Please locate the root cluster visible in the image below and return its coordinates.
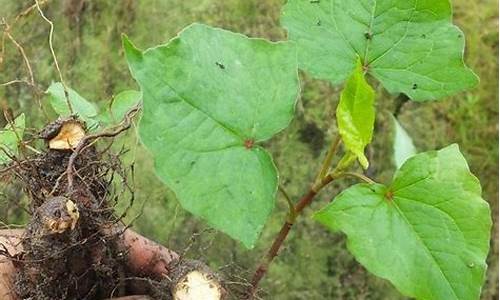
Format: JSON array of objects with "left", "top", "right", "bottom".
[{"left": 0, "top": 116, "right": 225, "bottom": 300}]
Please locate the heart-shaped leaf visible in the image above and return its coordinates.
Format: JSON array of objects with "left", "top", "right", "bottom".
[
  {"left": 336, "top": 59, "right": 375, "bottom": 168},
  {"left": 315, "top": 144, "right": 491, "bottom": 299},
  {"left": 124, "top": 24, "right": 299, "bottom": 248},
  {"left": 282, "top": 0, "right": 479, "bottom": 101}
]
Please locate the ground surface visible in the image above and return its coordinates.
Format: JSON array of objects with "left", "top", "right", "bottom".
[{"left": 0, "top": 1, "right": 498, "bottom": 299}]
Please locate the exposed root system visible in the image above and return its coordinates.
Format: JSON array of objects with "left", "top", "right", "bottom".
[{"left": 0, "top": 115, "right": 226, "bottom": 300}]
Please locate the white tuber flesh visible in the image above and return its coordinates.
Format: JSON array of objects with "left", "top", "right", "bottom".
[{"left": 173, "top": 270, "right": 222, "bottom": 300}]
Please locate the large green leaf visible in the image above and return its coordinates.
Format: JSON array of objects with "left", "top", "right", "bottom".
[
  {"left": 282, "top": 0, "right": 479, "bottom": 101},
  {"left": 123, "top": 24, "right": 299, "bottom": 248},
  {"left": 315, "top": 144, "right": 491, "bottom": 300},
  {"left": 47, "top": 82, "right": 99, "bottom": 128},
  {"left": 391, "top": 115, "right": 416, "bottom": 168},
  {"left": 0, "top": 114, "right": 25, "bottom": 164},
  {"left": 336, "top": 59, "right": 375, "bottom": 169}
]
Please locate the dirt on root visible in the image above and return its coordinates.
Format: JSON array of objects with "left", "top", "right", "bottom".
[{"left": 2, "top": 118, "right": 172, "bottom": 300}]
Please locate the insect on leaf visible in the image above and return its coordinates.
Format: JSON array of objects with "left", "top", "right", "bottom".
[
  {"left": 315, "top": 144, "right": 491, "bottom": 300},
  {"left": 123, "top": 24, "right": 299, "bottom": 248},
  {"left": 282, "top": 0, "right": 479, "bottom": 101},
  {"left": 0, "top": 113, "right": 25, "bottom": 164},
  {"left": 336, "top": 59, "right": 375, "bottom": 169}
]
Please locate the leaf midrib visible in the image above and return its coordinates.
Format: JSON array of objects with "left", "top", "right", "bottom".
[{"left": 152, "top": 65, "right": 246, "bottom": 144}]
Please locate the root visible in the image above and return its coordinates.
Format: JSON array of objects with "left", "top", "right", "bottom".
[
  {"left": 168, "top": 259, "right": 227, "bottom": 300},
  {"left": 0, "top": 110, "right": 226, "bottom": 300}
]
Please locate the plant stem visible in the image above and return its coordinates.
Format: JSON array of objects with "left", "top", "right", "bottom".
[
  {"left": 247, "top": 174, "right": 335, "bottom": 298},
  {"left": 341, "top": 171, "right": 375, "bottom": 184},
  {"left": 315, "top": 135, "right": 341, "bottom": 184},
  {"left": 278, "top": 185, "right": 296, "bottom": 222}
]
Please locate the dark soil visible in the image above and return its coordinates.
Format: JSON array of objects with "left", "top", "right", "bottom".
[{"left": 3, "top": 119, "right": 171, "bottom": 300}]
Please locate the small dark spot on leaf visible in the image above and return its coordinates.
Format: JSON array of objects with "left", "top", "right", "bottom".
[
  {"left": 364, "top": 31, "right": 372, "bottom": 40},
  {"left": 310, "top": 0, "right": 320, "bottom": 3},
  {"left": 421, "top": 33, "right": 426, "bottom": 38},
  {"left": 412, "top": 83, "right": 418, "bottom": 90},
  {"left": 244, "top": 139, "right": 254, "bottom": 149},
  {"left": 190, "top": 161, "right": 196, "bottom": 166},
  {"left": 299, "top": 122, "right": 325, "bottom": 157},
  {"left": 215, "top": 62, "right": 225, "bottom": 69},
  {"left": 457, "top": 34, "right": 462, "bottom": 39},
  {"left": 175, "top": 180, "right": 180, "bottom": 184},
  {"left": 316, "top": 19, "right": 321, "bottom": 26}
]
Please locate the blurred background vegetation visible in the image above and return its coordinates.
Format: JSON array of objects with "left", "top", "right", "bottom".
[{"left": 0, "top": 1, "right": 498, "bottom": 299}]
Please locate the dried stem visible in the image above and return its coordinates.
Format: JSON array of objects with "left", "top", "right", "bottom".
[
  {"left": 1, "top": 16, "right": 48, "bottom": 120},
  {"left": 34, "top": 0, "right": 73, "bottom": 114},
  {"left": 341, "top": 171, "right": 375, "bottom": 184},
  {"left": 15, "top": 0, "right": 50, "bottom": 23},
  {"left": 1, "top": 22, "right": 34, "bottom": 86},
  {"left": 66, "top": 106, "right": 140, "bottom": 192},
  {"left": 0, "top": 79, "right": 29, "bottom": 87}
]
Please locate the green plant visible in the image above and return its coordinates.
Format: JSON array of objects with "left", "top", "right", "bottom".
[{"left": 1, "top": 0, "right": 492, "bottom": 299}]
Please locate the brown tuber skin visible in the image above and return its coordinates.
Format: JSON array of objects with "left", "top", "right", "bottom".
[
  {"left": 0, "top": 228, "right": 226, "bottom": 300},
  {"left": 1, "top": 115, "right": 225, "bottom": 299},
  {"left": 0, "top": 229, "right": 180, "bottom": 300}
]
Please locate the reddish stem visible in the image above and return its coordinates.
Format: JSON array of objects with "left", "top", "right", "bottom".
[{"left": 247, "top": 175, "right": 334, "bottom": 298}]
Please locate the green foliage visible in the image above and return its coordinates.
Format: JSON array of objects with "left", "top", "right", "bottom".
[
  {"left": 282, "top": 0, "right": 479, "bottom": 101},
  {"left": 315, "top": 144, "right": 491, "bottom": 300},
  {"left": 391, "top": 115, "right": 417, "bottom": 168},
  {"left": 123, "top": 23, "right": 299, "bottom": 248},
  {"left": 0, "top": 114, "right": 25, "bottom": 164},
  {"left": 98, "top": 90, "right": 141, "bottom": 125},
  {"left": 336, "top": 60, "right": 375, "bottom": 169},
  {"left": 48, "top": 82, "right": 140, "bottom": 129},
  {"left": 0, "top": 1, "right": 496, "bottom": 299},
  {"left": 47, "top": 82, "right": 99, "bottom": 128}
]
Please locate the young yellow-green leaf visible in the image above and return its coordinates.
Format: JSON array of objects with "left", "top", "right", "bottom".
[
  {"left": 124, "top": 24, "right": 299, "bottom": 248},
  {"left": 336, "top": 60, "right": 375, "bottom": 169},
  {"left": 0, "top": 113, "right": 25, "bottom": 164},
  {"left": 315, "top": 144, "right": 491, "bottom": 300},
  {"left": 47, "top": 82, "right": 99, "bottom": 128},
  {"left": 99, "top": 90, "right": 141, "bottom": 125},
  {"left": 391, "top": 115, "right": 416, "bottom": 168},
  {"left": 282, "top": 0, "right": 479, "bottom": 101}
]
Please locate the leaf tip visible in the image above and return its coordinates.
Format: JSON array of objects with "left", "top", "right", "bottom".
[
  {"left": 122, "top": 34, "right": 143, "bottom": 66},
  {"left": 359, "top": 155, "right": 369, "bottom": 170}
]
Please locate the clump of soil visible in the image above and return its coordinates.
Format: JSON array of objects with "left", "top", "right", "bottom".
[{"left": 0, "top": 115, "right": 225, "bottom": 300}]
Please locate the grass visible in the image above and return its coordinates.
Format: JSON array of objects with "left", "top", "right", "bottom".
[{"left": 0, "top": 0, "right": 497, "bottom": 299}]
